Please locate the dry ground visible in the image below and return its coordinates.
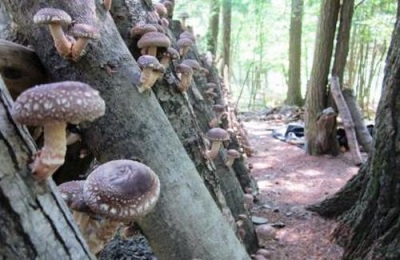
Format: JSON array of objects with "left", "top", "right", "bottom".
[{"left": 244, "top": 120, "right": 360, "bottom": 260}]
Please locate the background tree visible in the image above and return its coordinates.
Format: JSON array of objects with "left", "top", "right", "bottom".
[
  {"left": 222, "top": 0, "right": 232, "bottom": 77},
  {"left": 310, "top": 2, "right": 400, "bottom": 258},
  {"left": 286, "top": 0, "right": 304, "bottom": 106},
  {"left": 206, "top": 0, "right": 220, "bottom": 55},
  {"left": 305, "top": 0, "right": 340, "bottom": 156}
]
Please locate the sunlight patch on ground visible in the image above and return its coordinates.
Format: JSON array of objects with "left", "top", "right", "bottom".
[{"left": 298, "top": 169, "right": 324, "bottom": 177}]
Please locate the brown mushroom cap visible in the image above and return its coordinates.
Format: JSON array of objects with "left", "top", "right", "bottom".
[
  {"left": 163, "top": 47, "right": 180, "bottom": 60},
  {"left": 70, "top": 23, "right": 100, "bottom": 40},
  {"left": 137, "top": 55, "right": 165, "bottom": 73},
  {"left": 180, "top": 31, "right": 196, "bottom": 42},
  {"left": 176, "top": 63, "right": 193, "bottom": 75},
  {"left": 182, "top": 59, "right": 200, "bottom": 71},
  {"left": 227, "top": 149, "right": 241, "bottom": 158},
  {"left": 12, "top": 81, "right": 106, "bottom": 126},
  {"left": 177, "top": 37, "right": 194, "bottom": 49},
  {"left": 137, "top": 31, "right": 171, "bottom": 49},
  {"left": 58, "top": 180, "right": 91, "bottom": 212},
  {"left": 33, "top": 8, "right": 72, "bottom": 26},
  {"left": 212, "top": 104, "right": 225, "bottom": 113},
  {"left": 83, "top": 160, "right": 161, "bottom": 221},
  {"left": 154, "top": 3, "right": 168, "bottom": 18},
  {"left": 130, "top": 23, "right": 157, "bottom": 38},
  {"left": 206, "top": 127, "right": 230, "bottom": 141}
]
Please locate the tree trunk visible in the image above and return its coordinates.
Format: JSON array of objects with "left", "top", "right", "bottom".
[
  {"left": 222, "top": 0, "right": 232, "bottom": 77},
  {"left": 0, "top": 79, "right": 94, "bottom": 259},
  {"left": 207, "top": 0, "right": 220, "bottom": 55},
  {"left": 286, "top": 0, "right": 304, "bottom": 106},
  {"left": 305, "top": 0, "right": 340, "bottom": 155},
  {"left": 314, "top": 4, "right": 400, "bottom": 258},
  {"left": 331, "top": 0, "right": 354, "bottom": 85},
  {"left": 2, "top": 1, "right": 250, "bottom": 259},
  {"left": 342, "top": 88, "right": 373, "bottom": 154},
  {"left": 330, "top": 77, "right": 363, "bottom": 165}
]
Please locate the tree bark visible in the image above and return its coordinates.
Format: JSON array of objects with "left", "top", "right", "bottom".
[
  {"left": 342, "top": 88, "right": 373, "bottom": 154},
  {"left": 207, "top": 0, "right": 220, "bottom": 55},
  {"left": 305, "top": 0, "right": 340, "bottom": 155},
  {"left": 286, "top": 0, "right": 304, "bottom": 106},
  {"left": 0, "top": 79, "right": 94, "bottom": 259},
  {"left": 2, "top": 1, "right": 250, "bottom": 259},
  {"left": 314, "top": 4, "right": 400, "bottom": 258},
  {"left": 330, "top": 77, "right": 363, "bottom": 165},
  {"left": 331, "top": 0, "right": 355, "bottom": 85}
]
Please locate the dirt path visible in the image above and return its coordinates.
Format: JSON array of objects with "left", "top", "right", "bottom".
[{"left": 244, "top": 120, "right": 359, "bottom": 260}]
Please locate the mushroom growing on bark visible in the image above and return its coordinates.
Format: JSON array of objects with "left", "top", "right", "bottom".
[
  {"left": 137, "top": 31, "right": 171, "bottom": 57},
  {"left": 130, "top": 23, "right": 157, "bottom": 38},
  {"left": 160, "top": 47, "right": 180, "bottom": 68},
  {"left": 137, "top": 55, "right": 165, "bottom": 93},
  {"left": 176, "top": 37, "right": 193, "bottom": 57},
  {"left": 209, "top": 104, "right": 226, "bottom": 127},
  {"left": 176, "top": 63, "right": 193, "bottom": 92},
  {"left": 180, "top": 31, "right": 196, "bottom": 43},
  {"left": 11, "top": 81, "right": 105, "bottom": 180},
  {"left": 179, "top": 12, "right": 189, "bottom": 29},
  {"left": 225, "top": 149, "right": 241, "bottom": 167},
  {"left": 205, "top": 127, "right": 230, "bottom": 159},
  {"left": 182, "top": 59, "right": 200, "bottom": 72},
  {"left": 69, "top": 23, "right": 100, "bottom": 61},
  {"left": 33, "top": 8, "right": 73, "bottom": 58},
  {"left": 83, "top": 160, "right": 161, "bottom": 221}
]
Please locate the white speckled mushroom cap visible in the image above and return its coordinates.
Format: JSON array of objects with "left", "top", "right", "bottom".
[
  {"left": 12, "top": 81, "right": 105, "bottom": 126},
  {"left": 33, "top": 8, "right": 72, "bottom": 26},
  {"left": 58, "top": 180, "right": 91, "bottom": 212},
  {"left": 83, "top": 160, "right": 160, "bottom": 221}
]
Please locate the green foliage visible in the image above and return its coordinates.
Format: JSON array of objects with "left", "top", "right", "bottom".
[{"left": 175, "top": 0, "right": 396, "bottom": 111}]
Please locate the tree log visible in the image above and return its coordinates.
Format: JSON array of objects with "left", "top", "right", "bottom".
[
  {"left": 330, "top": 76, "right": 363, "bottom": 165},
  {"left": 0, "top": 79, "right": 93, "bottom": 259},
  {"left": 2, "top": 1, "right": 249, "bottom": 259}
]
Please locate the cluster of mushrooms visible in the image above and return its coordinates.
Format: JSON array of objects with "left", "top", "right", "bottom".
[{"left": 58, "top": 160, "right": 161, "bottom": 254}]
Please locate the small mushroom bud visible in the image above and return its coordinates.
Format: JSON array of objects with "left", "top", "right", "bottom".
[
  {"left": 137, "top": 31, "right": 171, "bottom": 57},
  {"left": 69, "top": 23, "right": 100, "bottom": 61},
  {"left": 137, "top": 55, "right": 165, "bottom": 93},
  {"left": 130, "top": 23, "right": 157, "bottom": 38},
  {"left": 160, "top": 47, "right": 180, "bottom": 68},
  {"left": 225, "top": 149, "right": 241, "bottom": 167},
  {"left": 176, "top": 64, "right": 193, "bottom": 92},
  {"left": 176, "top": 37, "right": 193, "bottom": 57}
]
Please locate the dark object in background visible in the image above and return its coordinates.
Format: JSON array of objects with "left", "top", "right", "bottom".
[
  {"left": 336, "top": 124, "right": 374, "bottom": 150},
  {"left": 284, "top": 124, "right": 304, "bottom": 138}
]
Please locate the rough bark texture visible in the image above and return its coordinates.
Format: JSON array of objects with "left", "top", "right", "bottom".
[
  {"left": 286, "top": 0, "right": 304, "bottom": 106},
  {"left": 342, "top": 88, "right": 373, "bottom": 154},
  {"left": 0, "top": 79, "right": 94, "bottom": 259},
  {"left": 315, "top": 107, "right": 339, "bottom": 155},
  {"left": 222, "top": 0, "right": 231, "bottom": 76},
  {"left": 110, "top": 1, "right": 258, "bottom": 253},
  {"left": 2, "top": 1, "right": 250, "bottom": 259},
  {"left": 330, "top": 77, "right": 362, "bottom": 165},
  {"left": 316, "top": 5, "right": 400, "bottom": 258},
  {"left": 331, "top": 0, "right": 354, "bottom": 85},
  {"left": 305, "top": 0, "right": 340, "bottom": 155},
  {"left": 207, "top": 0, "right": 220, "bottom": 55}
]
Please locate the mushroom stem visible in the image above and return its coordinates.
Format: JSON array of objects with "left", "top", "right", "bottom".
[
  {"left": 31, "top": 121, "right": 67, "bottom": 180},
  {"left": 73, "top": 210, "right": 91, "bottom": 231},
  {"left": 178, "top": 74, "right": 192, "bottom": 92},
  {"left": 103, "top": 0, "right": 112, "bottom": 11},
  {"left": 138, "top": 68, "right": 159, "bottom": 93},
  {"left": 48, "top": 24, "right": 72, "bottom": 57},
  {"left": 160, "top": 56, "right": 170, "bottom": 68},
  {"left": 147, "top": 46, "right": 158, "bottom": 57},
  {"left": 205, "top": 141, "right": 222, "bottom": 159},
  {"left": 225, "top": 158, "right": 236, "bottom": 167},
  {"left": 71, "top": 38, "right": 89, "bottom": 61}
]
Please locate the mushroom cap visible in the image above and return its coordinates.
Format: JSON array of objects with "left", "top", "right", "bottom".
[
  {"left": 179, "top": 12, "right": 189, "bottom": 19},
  {"left": 154, "top": 3, "right": 168, "bottom": 17},
  {"left": 58, "top": 180, "right": 93, "bottom": 213},
  {"left": 207, "top": 82, "right": 217, "bottom": 88},
  {"left": 137, "top": 32, "right": 171, "bottom": 49},
  {"left": 70, "top": 23, "right": 100, "bottom": 40},
  {"left": 137, "top": 55, "right": 165, "bottom": 73},
  {"left": 33, "top": 8, "right": 72, "bottom": 26},
  {"left": 227, "top": 149, "right": 241, "bottom": 158},
  {"left": 176, "top": 64, "right": 193, "bottom": 75},
  {"left": 130, "top": 23, "right": 157, "bottom": 38},
  {"left": 12, "top": 81, "right": 106, "bottom": 126},
  {"left": 206, "top": 127, "right": 230, "bottom": 141},
  {"left": 212, "top": 104, "right": 225, "bottom": 113},
  {"left": 180, "top": 31, "right": 196, "bottom": 42},
  {"left": 83, "top": 160, "right": 161, "bottom": 221},
  {"left": 163, "top": 47, "right": 180, "bottom": 60},
  {"left": 182, "top": 59, "right": 200, "bottom": 70},
  {"left": 177, "top": 37, "right": 193, "bottom": 48}
]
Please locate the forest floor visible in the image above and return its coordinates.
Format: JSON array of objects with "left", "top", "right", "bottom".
[{"left": 243, "top": 119, "right": 360, "bottom": 260}]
